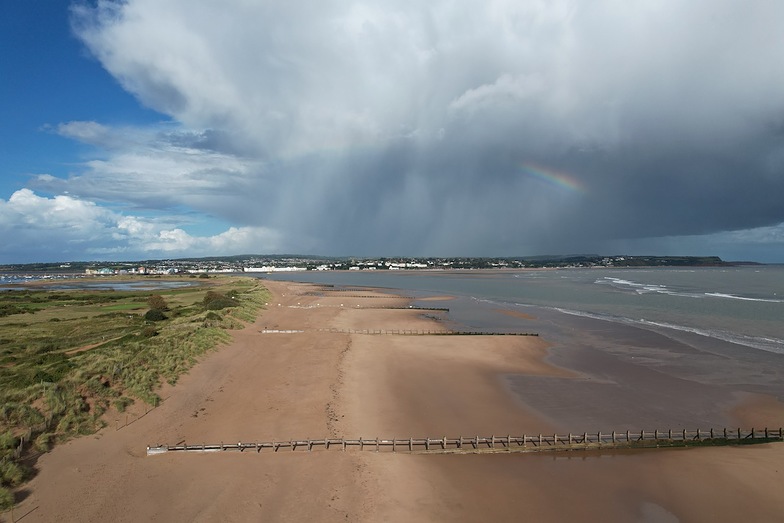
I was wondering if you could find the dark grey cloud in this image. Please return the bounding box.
[18,0,784,261]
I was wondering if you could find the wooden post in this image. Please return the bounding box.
[539,434,542,446]
[409,437,413,451]
[723,428,727,439]
[425,438,429,451]
[376,437,379,452]
[583,433,587,446]
[626,430,630,442]
[669,429,672,440]
[737,428,741,440]
[491,435,495,449]
[342,439,346,451]
[392,438,396,452]
[612,431,616,443]
[360,437,364,451]
[507,435,511,449]
[443,436,447,450]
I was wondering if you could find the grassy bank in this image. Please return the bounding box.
[0,275,270,509]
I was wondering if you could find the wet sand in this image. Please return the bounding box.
[8,280,784,522]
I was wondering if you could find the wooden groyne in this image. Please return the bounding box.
[303,292,414,299]
[260,328,538,336]
[147,427,783,456]
[287,305,449,312]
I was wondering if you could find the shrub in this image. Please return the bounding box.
[144,309,167,322]
[203,291,238,311]
[0,432,16,454]
[147,294,168,310]
[113,397,133,413]
[0,459,25,486]
[141,326,159,338]
[34,433,53,453]
[0,486,13,511]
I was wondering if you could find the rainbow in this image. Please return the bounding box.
[519,162,585,193]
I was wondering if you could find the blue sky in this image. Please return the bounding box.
[2,1,784,264]
[1,1,160,184]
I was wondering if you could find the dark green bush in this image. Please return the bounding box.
[202,291,238,310]
[144,309,167,321]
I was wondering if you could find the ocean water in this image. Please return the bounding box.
[258,266,784,356]
[259,266,784,429]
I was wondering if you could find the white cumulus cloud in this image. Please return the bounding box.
[0,189,280,263]
[7,0,784,262]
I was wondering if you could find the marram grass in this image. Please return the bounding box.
[0,276,269,508]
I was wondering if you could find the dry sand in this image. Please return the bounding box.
[7,280,784,522]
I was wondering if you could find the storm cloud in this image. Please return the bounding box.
[10,0,784,261]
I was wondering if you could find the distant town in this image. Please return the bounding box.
[0,254,750,278]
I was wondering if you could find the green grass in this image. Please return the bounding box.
[0,275,270,507]
[100,303,147,311]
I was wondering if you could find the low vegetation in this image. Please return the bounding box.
[0,276,269,510]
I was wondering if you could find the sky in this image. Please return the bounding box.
[2,0,784,264]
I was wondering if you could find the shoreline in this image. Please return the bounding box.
[9,279,784,522]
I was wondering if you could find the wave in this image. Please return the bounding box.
[469,294,784,355]
[595,277,703,298]
[596,277,782,302]
[704,292,783,304]
[550,307,784,355]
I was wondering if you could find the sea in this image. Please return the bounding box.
[256,266,784,356]
[256,266,784,429]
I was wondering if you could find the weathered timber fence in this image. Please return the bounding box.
[287,305,449,312]
[302,292,414,299]
[147,427,783,456]
[260,328,538,336]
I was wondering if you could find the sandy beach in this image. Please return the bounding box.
[7,280,784,522]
